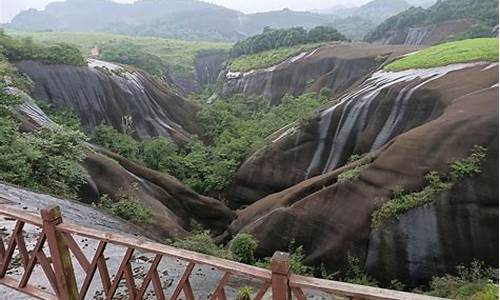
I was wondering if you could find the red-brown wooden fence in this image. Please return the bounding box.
[0,205,445,300]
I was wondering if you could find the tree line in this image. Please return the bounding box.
[230,26,347,58]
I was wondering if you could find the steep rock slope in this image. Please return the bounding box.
[376,19,478,45]
[17,59,201,143]
[222,43,422,105]
[224,63,498,285]
[229,63,498,206]
[11,90,235,238]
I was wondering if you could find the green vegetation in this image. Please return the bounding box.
[424,260,498,299]
[371,146,487,228]
[236,287,253,300]
[0,90,86,198]
[228,43,322,72]
[170,231,233,259]
[97,193,152,224]
[8,30,230,76]
[0,30,85,66]
[230,26,346,58]
[337,154,374,183]
[385,38,499,71]
[92,92,332,195]
[229,233,258,264]
[365,0,499,42]
[341,255,378,287]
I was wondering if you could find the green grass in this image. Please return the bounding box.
[6,30,231,76]
[385,38,499,72]
[228,43,323,72]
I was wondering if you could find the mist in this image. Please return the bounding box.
[1,0,369,23]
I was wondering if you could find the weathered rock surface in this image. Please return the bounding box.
[374,19,478,45]
[229,62,499,207]
[17,59,201,143]
[224,63,498,285]
[11,94,235,239]
[222,43,422,105]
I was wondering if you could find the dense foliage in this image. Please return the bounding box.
[230,26,347,58]
[384,38,498,71]
[0,30,85,66]
[92,91,332,195]
[9,30,230,77]
[100,42,166,76]
[97,193,152,224]
[365,0,499,42]
[0,89,86,197]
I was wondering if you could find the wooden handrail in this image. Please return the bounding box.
[0,204,447,300]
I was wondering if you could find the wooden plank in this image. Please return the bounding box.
[292,287,307,300]
[0,220,24,277]
[15,229,30,269]
[151,270,166,300]
[289,275,447,300]
[57,223,272,280]
[41,206,79,299]
[183,278,195,300]
[0,275,57,300]
[36,249,59,295]
[124,260,137,299]
[136,254,162,300]
[78,241,107,300]
[0,206,43,226]
[62,232,90,271]
[253,282,270,300]
[19,233,46,288]
[209,272,230,300]
[107,247,134,299]
[170,262,195,300]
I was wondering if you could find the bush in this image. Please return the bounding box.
[0,90,86,197]
[425,260,498,299]
[97,194,152,224]
[236,287,253,300]
[337,154,374,183]
[230,26,346,58]
[0,30,85,66]
[100,42,166,76]
[92,125,140,160]
[170,231,232,259]
[450,145,487,182]
[229,233,258,264]
[342,255,378,287]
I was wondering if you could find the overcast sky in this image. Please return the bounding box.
[1,0,369,23]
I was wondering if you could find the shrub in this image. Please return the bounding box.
[450,145,487,182]
[98,194,152,224]
[170,231,232,259]
[236,286,253,300]
[371,145,487,228]
[91,125,140,160]
[425,260,498,299]
[229,233,258,264]
[337,154,373,183]
[342,255,378,287]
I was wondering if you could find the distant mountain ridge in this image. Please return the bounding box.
[7,0,335,42]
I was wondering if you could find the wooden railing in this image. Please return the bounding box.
[0,205,444,300]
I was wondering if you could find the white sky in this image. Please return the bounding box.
[0,0,369,23]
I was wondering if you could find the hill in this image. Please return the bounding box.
[365,0,499,44]
[7,0,335,42]
[7,30,231,77]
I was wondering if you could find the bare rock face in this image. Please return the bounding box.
[222,43,423,105]
[229,63,499,207]
[224,63,498,285]
[17,59,202,143]
[375,19,478,45]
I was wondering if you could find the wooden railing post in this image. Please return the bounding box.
[271,251,291,300]
[41,205,78,300]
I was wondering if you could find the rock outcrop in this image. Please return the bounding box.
[10,92,235,239]
[224,62,498,285]
[17,59,202,143]
[229,62,498,207]
[375,19,478,45]
[222,43,422,105]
